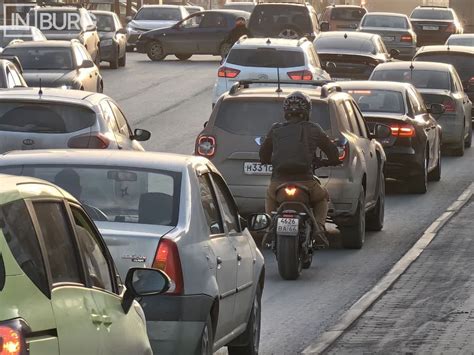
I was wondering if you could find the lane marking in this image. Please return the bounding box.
[302,182,474,354]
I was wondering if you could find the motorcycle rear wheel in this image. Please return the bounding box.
[277,235,302,280]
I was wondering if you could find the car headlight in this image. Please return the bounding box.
[101,39,113,46]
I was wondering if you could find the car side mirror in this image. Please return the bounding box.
[86,24,97,32]
[122,268,170,313]
[247,213,271,232]
[372,123,392,139]
[389,48,400,59]
[320,21,329,32]
[132,128,151,141]
[428,103,445,115]
[80,59,95,68]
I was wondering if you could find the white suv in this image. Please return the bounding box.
[212,37,330,105]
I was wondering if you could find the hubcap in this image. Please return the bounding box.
[150,43,163,58]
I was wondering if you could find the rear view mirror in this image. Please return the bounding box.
[247,213,271,232]
[122,268,170,313]
[428,103,445,115]
[107,170,137,182]
[389,48,400,58]
[372,124,392,139]
[133,128,151,141]
[320,21,329,32]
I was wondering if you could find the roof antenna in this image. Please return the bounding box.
[344,33,348,39]
[409,61,414,81]
[38,78,43,96]
[276,66,282,93]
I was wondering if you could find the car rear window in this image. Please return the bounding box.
[446,37,474,47]
[347,89,405,114]
[0,29,33,47]
[0,165,182,227]
[215,99,331,136]
[410,9,454,20]
[0,102,97,133]
[249,5,312,34]
[371,69,450,90]
[362,15,408,29]
[414,53,474,83]
[3,47,74,70]
[315,36,375,54]
[330,7,366,21]
[135,7,181,21]
[226,48,305,68]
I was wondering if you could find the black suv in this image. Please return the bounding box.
[248,2,320,41]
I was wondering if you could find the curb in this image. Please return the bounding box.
[302,182,474,355]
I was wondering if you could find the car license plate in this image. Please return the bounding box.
[243,162,273,175]
[423,25,438,30]
[382,36,395,42]
[332,77,351,81]
[277,218,299,236]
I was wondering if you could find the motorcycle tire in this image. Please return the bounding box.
[277,234,302,280]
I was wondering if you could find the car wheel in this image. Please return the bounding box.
[109,54,119,69]
[220,42,232,59]
[147,41,166,61]
[278,26,301,39]
[175,54,192,60]
[465,120,472,148]
[227,285,262,355]
[196,316,213,355]
[428,144,441,182]
[366,173,385,231]
[118,52,126,67]
[95,48,101,67]
[452,126,465,156]
[97,80,104,93]
[411,153,428,194]
[340,188,366,249]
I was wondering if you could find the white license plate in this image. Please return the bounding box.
[383,36,395,42]
[332,77,351,81]
[243,162,272,175]
[423,25,438,30]
[277,218,299,236]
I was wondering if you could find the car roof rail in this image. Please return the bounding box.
[0,55,24,73]
[229,79,334,95]
[418,5,448,8]
[320,83,342,98]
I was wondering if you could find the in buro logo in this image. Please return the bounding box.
[3,4,81,36]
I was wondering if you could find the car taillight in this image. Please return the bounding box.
[390,124,416,137]
[67,133,110,149]
[287,70,313,81]
[218,66,240,78]
[195,135,216,157]
[446,23,456,33]
[152,239,183,295]
[0,320,29,355]
[442,99,456,112]
[400,34,412,42]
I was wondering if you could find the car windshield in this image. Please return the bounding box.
[135,7,181,21]
[410,9,454,20]
[446,37,474,47]
[3,47,73,70]
[371,69,451,90]
[95,14,116,31]
[330,7,366,21]
[347,89,405,114]
[414,53,474,83]
[0,102,96,133]
[0,165,182,226]
[28,11,83,32]
[224,3,254,12]
[362,15,408,29]
[215,100,331,136]
[315,36,375,54]
[249,5,312,34]
[226,48,305,68]
[0,29,32,47]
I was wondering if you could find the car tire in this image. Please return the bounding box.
[366,173,385,231]
[110,54,119,69]
[176,54,192,60]
[278,25,301,39]
[465,121,472,148]
[147,41,166,61]
[411,153,428,194]
[452,126,465,156]
[220,42,231,59]
[341,188,366,249]
[94,48,101,67]
[196,316,213,355]
[119,52,126,67]
[126,45,135,52]
[428,144,441,182]
[227,285,262,355]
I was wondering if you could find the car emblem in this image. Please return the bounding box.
[255,137,264,146]
[22,139,34,146]
[122,254,147,263]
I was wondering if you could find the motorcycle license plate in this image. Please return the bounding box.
[277,218,299,236]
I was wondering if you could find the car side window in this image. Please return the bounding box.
[200,13,227,28]
[108,101,132,137]
[0,199,49,295]
[338,101,359,135]
[8,65,23,87]
[342,100,362,136]
[198,173,224,235]
[406,92,415,117]
[5,68,15,88]
[210,173,240,234]
[182,13,203,28]
[451,70,463,93]
[100,100,120,134]
[73,46,84,67]
[71,205,114,293]
[33,201,83,285]
[410,88,427,114]
[351,101,369,138]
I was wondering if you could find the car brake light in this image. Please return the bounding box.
[390,124,416,137]
[218,66,240,78]
[152,239,183,295]
[0,319,29,355]
[67,133,110,149]
[442,99,456,112]
[445,23,455,33]
[400,34,412,42]
[287,70,313,81]
[195,135,216,157]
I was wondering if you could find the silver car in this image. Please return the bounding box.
[0,88,150,153]
[358,12,417,60]
[370,61,472,156]
[0,149,266,355]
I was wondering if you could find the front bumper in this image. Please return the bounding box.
[136,39,148,53]
[383,145,423,179]
[127,33,142,46]
[141,294,214,355]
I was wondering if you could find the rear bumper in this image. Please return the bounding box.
[415,32,451,46]
[436,113,464,146]
[141,294,214,354]
[386,44,416,59]
[99,43,117,61]
[383,145,424,178]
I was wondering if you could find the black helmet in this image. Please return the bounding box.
[283,91,312,119]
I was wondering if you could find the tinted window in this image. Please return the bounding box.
[198,174,223,235]
[215,100,331,135]
[371,69,451,90]
[95,14,116,32]
[3,47,74,70]
[33,201,82,285]
[330,7,365,21]
[446,37,474,47]
[211,174,240,234]
[315,36,375,54]
[362,15,408,29]
[108,101,131,136]
[135,7,181,21]
[1,199,48,295]
[11,166,182,227]
[0,102,97,133]
[226,48,305,68]
[200,13,227,28]
[410,9,453,20]
[249,5,312,35]
[347,89,405,114]
[414,53,474,83]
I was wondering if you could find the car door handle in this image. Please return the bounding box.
[237,254,242,261]
[91,313,103,326]
[102,315,112,327]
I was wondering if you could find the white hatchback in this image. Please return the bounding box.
[212,37,331,105]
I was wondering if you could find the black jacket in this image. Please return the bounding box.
[259,119,340,182]
[225,25,251,45]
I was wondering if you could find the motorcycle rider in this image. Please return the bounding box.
[259,91,341,231]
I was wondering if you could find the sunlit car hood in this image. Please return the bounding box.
[128,19,177,31]
[22,70,77,87]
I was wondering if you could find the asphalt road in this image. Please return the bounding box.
[102,53,474,354]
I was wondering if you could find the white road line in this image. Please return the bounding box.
[302,182,474,355]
